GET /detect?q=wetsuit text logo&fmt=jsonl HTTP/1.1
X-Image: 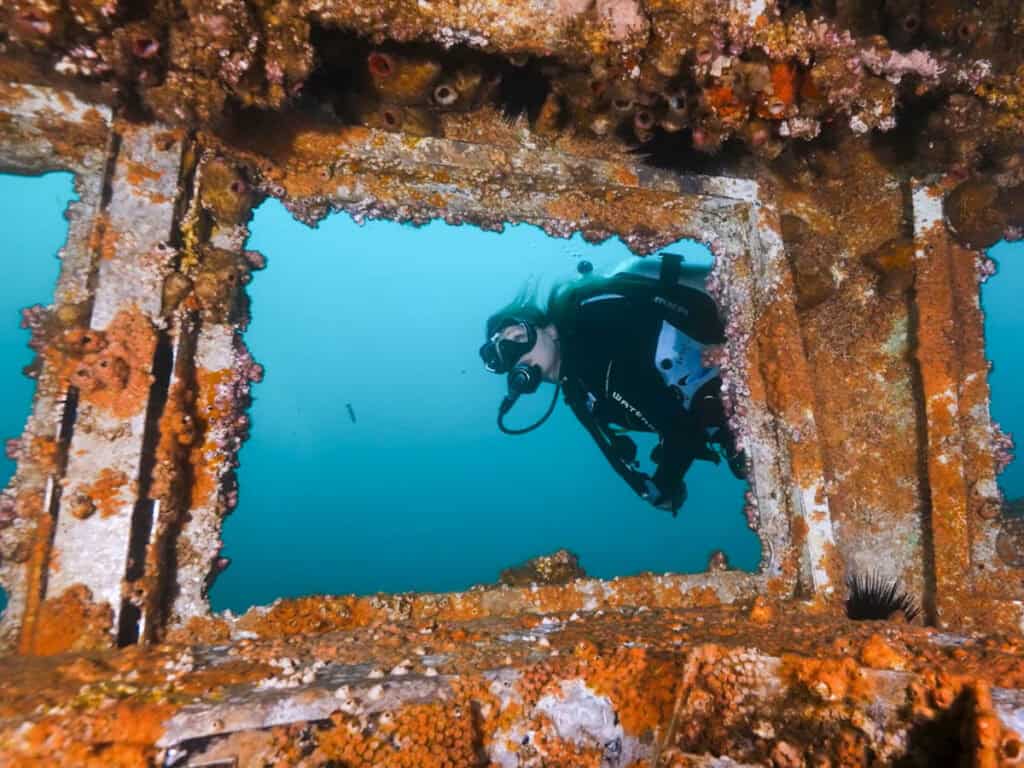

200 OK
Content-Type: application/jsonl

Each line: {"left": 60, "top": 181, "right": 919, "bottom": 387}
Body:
{"left": 653, "top": 296, "right": 689, "bottom": 316}
{"left": 611, "top": 391, "right": 655, "bottom": 430}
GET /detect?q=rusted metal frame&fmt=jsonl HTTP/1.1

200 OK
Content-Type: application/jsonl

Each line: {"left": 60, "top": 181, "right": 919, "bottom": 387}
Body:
{"left": 250, "top": 130, "right": 837, "bottom": 601}
{"left": 0, "top": 83, "right": 111, "bottom": 651}
{"left": 912, "top": 181, "right": 1023, "bottom": 631}
{"left": 946, "top": 242, "right": 1016, "bottom": 582}
{"left": 40, "top": 123, "right": 186, "bottom": 646}
{"left": 911, "top": 181, "right": 976, "bottom": 629}
{"left": 167, "top": 152, "right": 256, "bottom": 630}
{"left": 699, "top": 197, "right": 798, "bottom": 591}
{"left": 0, "top": 83, "right": 107, "bottom": 179}
{"left": 169, "top": 324, "right": 244, "bottom": 628}
{"left": 738, "top": 189, "right": 838, "bottom": 599}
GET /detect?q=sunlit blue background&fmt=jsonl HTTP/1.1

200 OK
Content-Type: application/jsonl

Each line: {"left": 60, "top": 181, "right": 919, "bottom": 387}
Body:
{"left": 983, "top": 240, "right": 1024, "bottom": 501}
{"left": 0, "top": 171, "right": 77, "bottom": 615}
{"left": 1, "top": 172, "right": 1021, "bottom": 617}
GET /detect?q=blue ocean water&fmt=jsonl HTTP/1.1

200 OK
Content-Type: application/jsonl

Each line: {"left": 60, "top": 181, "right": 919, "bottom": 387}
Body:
{"left": 0, "top": 173, "right": 1019, "bottom": 618}
{"left": 0, "top": 171, "right": 77, "bottom": 616}
{"left": 982, "top": 240, "right": 1024, "bottom": 501}
{"left": 209, "top": 200, "right": 759, "bottom": 612}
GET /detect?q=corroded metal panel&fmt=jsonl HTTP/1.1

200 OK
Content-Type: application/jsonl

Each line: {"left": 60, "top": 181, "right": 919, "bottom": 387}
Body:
{"left": 912, "top": 181, "right": 1024, "bottom": 632}
{"left": 40, "top": 124, "right": 183, "bottom": 641}
{"left": 0, "top": 84, "right": 111, "bottom": 651}
{"left": 0, "top": 82, "right": 110, "bottom": 177}
{"left": 2, "top": 90, "right": 1013, "bottom": 653}
{"left": 742, "top": 191, "right": 838, "bottom": 596}
{"left": 912, "top": 181, "right": 972, "bottom": 629}
{"left": 3, "top": 597, "right": 1024, "bottom": 765}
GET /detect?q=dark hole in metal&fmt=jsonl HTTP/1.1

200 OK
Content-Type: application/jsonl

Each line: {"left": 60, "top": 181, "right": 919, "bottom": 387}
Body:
{"left": 47, "top": 386, "right": 80, "bottom": 516}
{"left": 56, "top": 387, "right": 79, "bottom": 451}
{"left": 117, "top": 331, "right": 175, "bottom": 646}
{"left": 35, "top": 386, "right": 81, "bottom": 606}
{"left": 116, "top": 600, "right": 143, "bottom": 646}
{"left": 99, "top": 132, "right": 122, "bottom": 210}
{"left": 367, "top": 52, "right": 393, "bottom": 77}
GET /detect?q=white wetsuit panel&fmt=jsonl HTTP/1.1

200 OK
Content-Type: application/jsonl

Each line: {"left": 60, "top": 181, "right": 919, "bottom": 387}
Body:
{"left": 654, "top": 320, "right": 719, "bottom": 409}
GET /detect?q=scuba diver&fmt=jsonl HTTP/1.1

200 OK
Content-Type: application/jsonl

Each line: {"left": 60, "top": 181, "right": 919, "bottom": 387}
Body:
{"left": 478, "top": 252, "right": 746, "bottom": 517}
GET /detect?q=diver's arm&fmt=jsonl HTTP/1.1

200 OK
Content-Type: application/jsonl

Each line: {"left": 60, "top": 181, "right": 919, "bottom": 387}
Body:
{"left": 561, "top": 386, "right": 652, "bottom": 499}
{"left": 570, "top": 295, "right": 701, "bottom": 511}
{"left": 615, "top": 361, "right": 710, "bottom": 501}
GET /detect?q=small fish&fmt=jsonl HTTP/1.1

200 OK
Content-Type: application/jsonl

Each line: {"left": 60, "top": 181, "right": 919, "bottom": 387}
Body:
{"left": 346, "top": 403, "right": 357, "bottom": 424}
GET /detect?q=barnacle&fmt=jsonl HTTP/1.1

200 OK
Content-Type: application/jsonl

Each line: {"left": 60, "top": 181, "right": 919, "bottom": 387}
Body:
{"left": 366, "top": 50, "right": 442, "bottom": 106}
{"left": 199, "top": 157, "right": 255, "bottom": 226}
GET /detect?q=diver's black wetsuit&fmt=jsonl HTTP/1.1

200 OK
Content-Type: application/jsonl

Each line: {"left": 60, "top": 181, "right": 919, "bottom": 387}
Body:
{"left": 556, "top": 282, "right": 731, "bottom": 508}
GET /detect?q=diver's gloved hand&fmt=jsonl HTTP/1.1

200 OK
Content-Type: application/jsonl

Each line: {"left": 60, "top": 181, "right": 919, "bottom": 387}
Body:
{"left": 641, "top": 476, "right": 687, "bottom": 517}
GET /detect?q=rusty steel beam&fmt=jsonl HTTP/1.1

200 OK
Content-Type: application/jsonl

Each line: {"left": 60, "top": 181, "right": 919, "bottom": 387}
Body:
{"left": 0, "top": 84, "right": 112, "bottom": 651}
{"left": 165, "top": 151, "right": 261, "bottom": 630}
{"left": 912, "top": 181, "right": 1024, "bottom": 633}
{"left": 28, "top": 124, "right": 184, "bottom": 648}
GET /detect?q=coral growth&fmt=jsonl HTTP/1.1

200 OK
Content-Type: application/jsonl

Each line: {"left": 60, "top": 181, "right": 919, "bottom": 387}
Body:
{"left": 0, "top": 0, "right": 1020, "bottom": 242}
{"left": 30, "top": 583, "right": 114, "bottom": 656}
{"left": 1, "top": 8, "right": 1022, "bottom": 767}
{"left": 2, "top": 598, "right": 1022, "bottom": 765}
{"left": 499, "top": 548, "right": 587, "bottom": 587}
{"left": 44, "top": 308, "right": 157, "bottom": 420}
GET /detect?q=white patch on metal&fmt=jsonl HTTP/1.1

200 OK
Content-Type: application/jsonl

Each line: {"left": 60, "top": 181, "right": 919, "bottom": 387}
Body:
{"left": 798, "top": 480, "right": 837, "bottom": 595}
{"left": 994, "top": 687, "right": 1024, "bottom": 740}
{"left": 533, "top": 679, "right": 644, "bottom": 766}
{"left": 731, "top": 0, "right": 767, "bottom": 24}
{"left": 47, "top": 410, "right": 147, "bottom": 613}
{"left": 195, "top": 325, "right": 236, "bottom": 372}
{"left": 911, "top": 183, "right": 944, "bottom": 251}
{"left": 0, "top": 83, "right": 112, "bottom": 126}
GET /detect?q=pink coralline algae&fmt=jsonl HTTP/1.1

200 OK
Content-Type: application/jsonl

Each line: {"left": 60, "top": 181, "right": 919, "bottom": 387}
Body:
{"left": 19, "top": 305, "right": 52, "bottom": 352}
{"left": 859, "top": 48, "right": 945, "bottom": 84}
{"left": 5, "top": 439, "right": 21, "bottom": 461}
{"left": 0, "top": 494, "right": 15, "bottom": 529}
{"left": 705, "top": 246, "right": 754, "bottom": 458}
{"left": 744, "top": 488, "right": 759, "bottom": 530}
{"left": 975, "top": 254, "right": 997, "bottom": 283}
{"left": 595, "top": 0, "right": 647, "bottom": 41}
{"left": 992, "top": 422, "right": 1015, "bottom": 477}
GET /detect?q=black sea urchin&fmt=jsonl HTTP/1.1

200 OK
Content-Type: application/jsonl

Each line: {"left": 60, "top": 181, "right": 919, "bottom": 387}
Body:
{"left": 845, "top": 572, "right": 920, "bottom": 622}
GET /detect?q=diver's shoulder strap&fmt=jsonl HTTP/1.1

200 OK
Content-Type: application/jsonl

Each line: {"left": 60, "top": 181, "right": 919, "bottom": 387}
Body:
{"left": 660, "top": 250, "right": 683, "bottom": 289}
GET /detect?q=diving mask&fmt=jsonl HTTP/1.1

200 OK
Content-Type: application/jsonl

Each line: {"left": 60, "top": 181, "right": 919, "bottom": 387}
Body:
{"left": 480, "top": 317, "right": 559, "bottom": 436}
{"left": 479, "top": 318, "right": 538, "bottom": 374}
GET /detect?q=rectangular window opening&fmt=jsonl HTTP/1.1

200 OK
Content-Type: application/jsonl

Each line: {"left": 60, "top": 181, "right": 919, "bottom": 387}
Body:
{"left": 210, "top": 202, "right": 770, "bottom": 614}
